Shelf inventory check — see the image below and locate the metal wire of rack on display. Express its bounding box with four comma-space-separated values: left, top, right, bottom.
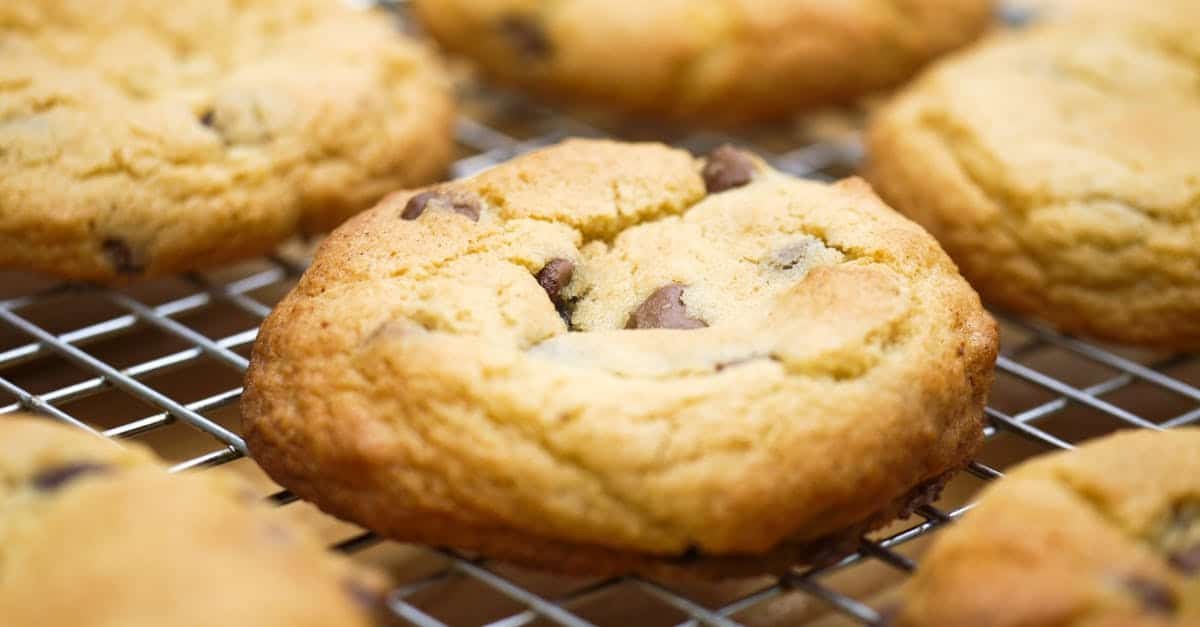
2, 4, 1199, 627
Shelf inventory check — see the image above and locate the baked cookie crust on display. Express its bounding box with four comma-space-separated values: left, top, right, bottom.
243, 139, 998, 578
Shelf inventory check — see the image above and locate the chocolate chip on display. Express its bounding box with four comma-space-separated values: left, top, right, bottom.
626, 284, 707, 330
499, 13, 553, 60
101, 238, 144, 275
770, 239, 819, 271
536, 258, 575, 326
1169, 544, 1200, 575
536, 259, 574, 305
401, 190, 481, 222
31, 462, 111, 492
702, 145, 756, 194
672, 544, 703, 564
199, 109, 215, 127
401, 191, 435, 220
1123, 576, 1177, 616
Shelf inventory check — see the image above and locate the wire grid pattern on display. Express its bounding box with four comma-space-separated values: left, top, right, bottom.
2, 7, 1199, 627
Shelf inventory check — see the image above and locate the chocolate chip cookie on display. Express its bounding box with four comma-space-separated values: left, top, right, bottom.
0, 0, 455, 282
890, 428, 1200, 627
867, 4, 1200, 347
0, 414, 392, 626
243, 139, 998, 578
410, 0, 995, 124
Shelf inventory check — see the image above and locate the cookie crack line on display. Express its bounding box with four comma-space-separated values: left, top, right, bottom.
335, 144, 908, 384
921, 112, 1198, 225
912, 117, 1148, 294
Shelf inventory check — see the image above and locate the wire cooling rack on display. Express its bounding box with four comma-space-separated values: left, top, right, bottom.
2, 4, 1198, 626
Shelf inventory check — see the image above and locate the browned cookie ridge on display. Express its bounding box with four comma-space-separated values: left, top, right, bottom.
244, 139, 998, 579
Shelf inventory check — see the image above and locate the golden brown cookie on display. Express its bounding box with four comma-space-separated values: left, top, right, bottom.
0, 0, 455, 282
0, 414, 392, 626
411, 0, 995, 124
867, 5, 1200, 347
243, 139, 998, 579
890, 428, 1200, 627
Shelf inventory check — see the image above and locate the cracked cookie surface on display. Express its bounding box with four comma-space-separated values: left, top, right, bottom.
0, 0, 455, 282
0, 414, 393, 626
890, 428, 1200, 627
867, 4, 1200, 347
411, 0, 994, 124
243, 139, 998, 578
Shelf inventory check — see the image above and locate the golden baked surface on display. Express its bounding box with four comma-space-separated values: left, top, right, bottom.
0, 0, 455, 282
243, 139, 998, 578
868, 4, 1200, 347
411, 0, 994, 124
892, 428, 1200, 627
0, 414, 390, 626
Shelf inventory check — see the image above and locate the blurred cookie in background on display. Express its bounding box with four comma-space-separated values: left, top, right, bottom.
0, 0, 455, 283
888, 428, 1200, 627
411, 0, 995, 125
868, 2, 1200, 347
0, 414, 396, 626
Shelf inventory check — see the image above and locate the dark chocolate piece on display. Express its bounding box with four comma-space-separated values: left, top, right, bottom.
31, 462, 111, 492
626, 284, 706, 330
401, 190, 481, 222
702, 145, 756, 194
1123, 576, 1177, 616
101, 238, 144, 275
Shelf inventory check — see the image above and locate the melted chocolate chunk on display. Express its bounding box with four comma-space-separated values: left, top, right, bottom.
536, 258, 575, 326
769, 238, 822, 271
401, 191, 436, 220
1123, 576, 1177, 616
401, 190, 481, 222
199, 109, 216, 128
536, 259, 574, 305
1169, 544, 1200, 575
31, 462, 111, 492
672, 544, 703, 564
702, 145, 756, 194
499, 13, 553, 60
101, 238, 144, 275
625, 284, 707, 330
